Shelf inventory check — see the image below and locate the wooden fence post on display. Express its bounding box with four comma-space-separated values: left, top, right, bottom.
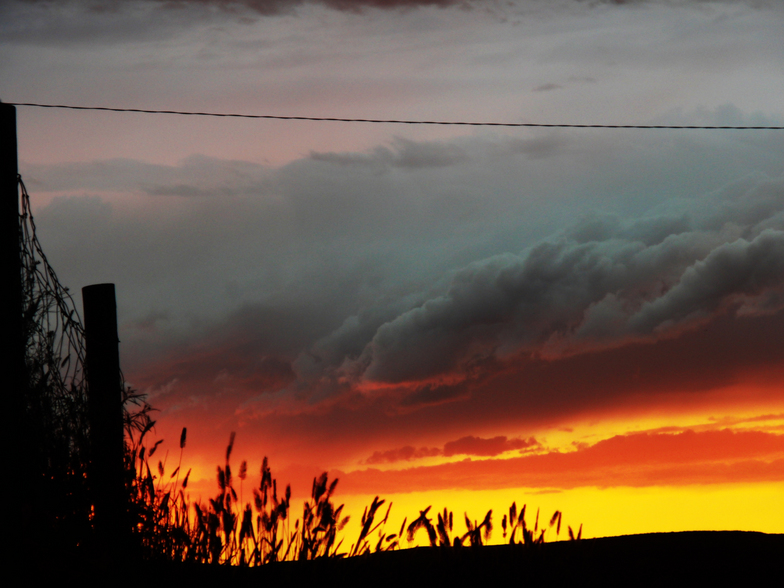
0, 102, 33, 546
83, 283, 128, 556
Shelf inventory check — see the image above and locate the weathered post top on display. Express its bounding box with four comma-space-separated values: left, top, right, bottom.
82, 283, 128, 559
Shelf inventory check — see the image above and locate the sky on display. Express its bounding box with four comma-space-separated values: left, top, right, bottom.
2, 0, 784, 540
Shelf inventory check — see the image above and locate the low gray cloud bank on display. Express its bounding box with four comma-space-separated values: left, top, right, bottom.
311, 173, 784, 390
25, 106, 784, 413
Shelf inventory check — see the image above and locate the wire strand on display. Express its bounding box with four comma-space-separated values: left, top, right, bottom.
6, 102, 783, 130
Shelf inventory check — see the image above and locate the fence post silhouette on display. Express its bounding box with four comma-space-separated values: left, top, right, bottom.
1, 101, 34, 547
83, 283, 128, 557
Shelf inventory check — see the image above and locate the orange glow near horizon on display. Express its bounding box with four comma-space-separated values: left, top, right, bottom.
154, 397, 784, 548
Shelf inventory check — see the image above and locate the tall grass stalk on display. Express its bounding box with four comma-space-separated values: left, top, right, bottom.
128, 431, 580, 565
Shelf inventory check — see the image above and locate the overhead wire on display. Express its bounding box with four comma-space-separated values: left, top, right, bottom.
6, 101, 783, 130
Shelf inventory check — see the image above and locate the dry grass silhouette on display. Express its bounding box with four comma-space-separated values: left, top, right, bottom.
127, 429, 580, 566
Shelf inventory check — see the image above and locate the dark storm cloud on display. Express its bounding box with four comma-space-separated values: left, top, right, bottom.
128, 303, 326, 407
623, 229, 784, 335
231, 307, 784, 468
25, 105, 784, 434
308, 174, 784, 388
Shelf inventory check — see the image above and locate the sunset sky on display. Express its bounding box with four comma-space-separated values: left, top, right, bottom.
2, 0, 783, 540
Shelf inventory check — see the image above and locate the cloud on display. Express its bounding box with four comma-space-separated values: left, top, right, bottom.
270, 0, 471, 13
10, 0, 774, 15
25, 156, 272, 197
23, 104, 784, 465
30, 113, 782, 418
442, 435, 539, 457
163, 0, 473, 15
366, 445, 440, 464
314, 174, 784, 390
310, 137, 469, 170
624, 229, 784, 335
6, 0, 473, 20
5, 0, 779, 58
338, 428, 784, 494
7, 0, 777, 53
365, 434, 538, 463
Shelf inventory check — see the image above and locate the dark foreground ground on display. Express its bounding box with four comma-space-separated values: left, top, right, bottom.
34, 531, 784, 585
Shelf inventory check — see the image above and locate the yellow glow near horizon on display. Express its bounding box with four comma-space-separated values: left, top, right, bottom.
337, 483, 783, 549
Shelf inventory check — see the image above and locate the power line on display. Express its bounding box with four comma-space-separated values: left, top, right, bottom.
6, 102, 783, 130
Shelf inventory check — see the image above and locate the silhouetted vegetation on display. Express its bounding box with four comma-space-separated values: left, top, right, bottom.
126, 427, 578, 566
